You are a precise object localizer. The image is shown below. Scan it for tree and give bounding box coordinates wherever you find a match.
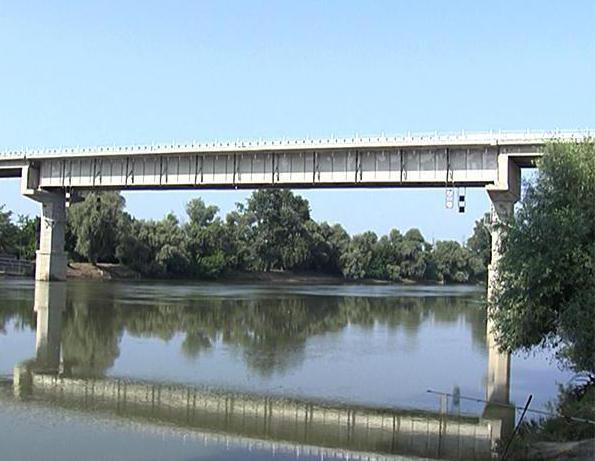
[185,198,218,228]
[0,207,39,260]
[184,198,229,277]
[341,231,377,279]
[467,212,491,280]
[119,213,192,276]
[14,215,39,260]
[0,205,18,255]
[305,221,350,274]
[491,140,595,373]
[68,192,126,263]
[399,228,428,280]
[245,189,312,271]
[433,240,473,283]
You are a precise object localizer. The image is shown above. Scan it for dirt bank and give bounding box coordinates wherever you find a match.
[67,263,140,280]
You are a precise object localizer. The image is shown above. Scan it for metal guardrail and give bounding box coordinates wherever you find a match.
[0,257,34,276]
[0,129,591,159]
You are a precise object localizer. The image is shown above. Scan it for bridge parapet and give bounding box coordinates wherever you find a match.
[0,130,589,160]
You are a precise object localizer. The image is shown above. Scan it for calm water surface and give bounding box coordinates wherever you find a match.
[0,279,572,460]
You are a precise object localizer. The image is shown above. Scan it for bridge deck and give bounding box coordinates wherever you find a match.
[1,130,589,190]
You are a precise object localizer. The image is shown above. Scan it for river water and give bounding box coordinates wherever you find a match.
[0,279,572,460]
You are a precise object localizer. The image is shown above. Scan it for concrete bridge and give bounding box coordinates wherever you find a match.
[10,281,516,461]
[0,129,589,281]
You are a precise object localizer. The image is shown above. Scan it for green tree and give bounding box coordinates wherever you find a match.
[68,192,126,263]
[433,240,473,283]
[399,228,428,280]
[0,204,18,255]
[305,221,350,274]
[186,198,218,228]
[183,198,229,277]
[341,231,377,279]
[14,215,39,260]
[491,140,595,373]
[130,214,191,276]
[245,189,312,271]
[467,212,491,279]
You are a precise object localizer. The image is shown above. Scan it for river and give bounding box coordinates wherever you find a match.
[0,279,572,460]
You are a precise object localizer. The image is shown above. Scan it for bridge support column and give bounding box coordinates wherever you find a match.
[31,191,67,281]
[484,193,517,448]
[484,155,520,410]
[485,193,516,405]
[20,164,68,280]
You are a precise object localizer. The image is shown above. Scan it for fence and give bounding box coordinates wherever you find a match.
[0,256,34,276]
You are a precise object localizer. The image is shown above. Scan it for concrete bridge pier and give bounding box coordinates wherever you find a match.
[21,164,67,281]
[482,157,520,446]
[486,153,521,303]
[34,192,67,281]
[485,189,516,405]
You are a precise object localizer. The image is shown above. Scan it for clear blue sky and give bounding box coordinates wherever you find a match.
[1,1,594,241]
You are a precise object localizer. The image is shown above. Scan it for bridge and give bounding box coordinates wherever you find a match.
[0,129,589,281]
[8,281,516,461]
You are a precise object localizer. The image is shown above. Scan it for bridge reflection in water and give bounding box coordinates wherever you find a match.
[13,281,515,461]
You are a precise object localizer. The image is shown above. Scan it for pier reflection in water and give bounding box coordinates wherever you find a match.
[6,281,515,460]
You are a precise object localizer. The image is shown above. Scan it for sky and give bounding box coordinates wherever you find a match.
[0,1,594,241]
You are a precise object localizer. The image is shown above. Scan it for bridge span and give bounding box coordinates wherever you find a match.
[0,130,589,281]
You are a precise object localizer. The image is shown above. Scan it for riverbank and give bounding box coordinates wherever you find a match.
[512,438,595,461]
[64,262,448,285]
[509,383,595,460]
[66,263,348,283]
[67,262,141,280]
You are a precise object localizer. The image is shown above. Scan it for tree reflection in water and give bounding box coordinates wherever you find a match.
[0,281,487,379]
[3,281,515,461]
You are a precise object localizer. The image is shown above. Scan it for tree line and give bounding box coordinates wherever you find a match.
[0,189,491,283]
[0,205,38,260]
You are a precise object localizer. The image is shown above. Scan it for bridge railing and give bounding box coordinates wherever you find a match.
[0,256,34,276]
[0,129,590,160]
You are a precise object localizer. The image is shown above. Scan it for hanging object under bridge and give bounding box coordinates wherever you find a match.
[458,187,466,213]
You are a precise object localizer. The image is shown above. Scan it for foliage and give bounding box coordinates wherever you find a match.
[68,192,126,264]
[305,221,350,274]
[2,189,490,283]
[433,240,483,283]
[341,231,378,279]
[491,140,595,373]
[244,189,312,271]
[466,212,491,280]
[117,213,191,276]
[0,205,18,255]
[0,204,38,259]
[514,377,595,453]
